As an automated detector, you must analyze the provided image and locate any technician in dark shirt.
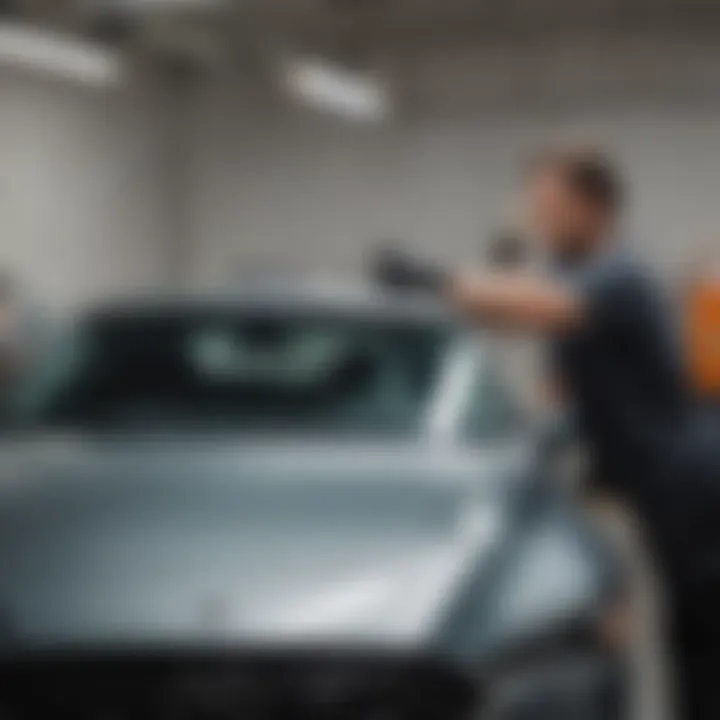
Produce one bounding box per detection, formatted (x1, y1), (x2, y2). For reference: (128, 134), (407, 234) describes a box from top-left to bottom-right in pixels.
(549, 248), (688, 512)
(376, 144), (720, 720)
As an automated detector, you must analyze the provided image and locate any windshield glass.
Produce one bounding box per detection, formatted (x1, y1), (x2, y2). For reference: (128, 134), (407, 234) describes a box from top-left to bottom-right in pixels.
(15, 309), (452, 435)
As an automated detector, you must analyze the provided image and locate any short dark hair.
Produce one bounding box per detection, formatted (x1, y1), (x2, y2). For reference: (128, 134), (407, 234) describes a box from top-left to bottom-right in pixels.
(528, 145), (624, 212)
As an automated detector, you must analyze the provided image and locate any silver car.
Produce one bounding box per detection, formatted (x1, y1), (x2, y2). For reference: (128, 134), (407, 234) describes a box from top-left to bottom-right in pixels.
(0, 286), (628, 718)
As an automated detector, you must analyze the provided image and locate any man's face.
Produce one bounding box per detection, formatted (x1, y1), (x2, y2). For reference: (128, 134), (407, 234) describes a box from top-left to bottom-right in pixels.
(524, 169), (605, 257)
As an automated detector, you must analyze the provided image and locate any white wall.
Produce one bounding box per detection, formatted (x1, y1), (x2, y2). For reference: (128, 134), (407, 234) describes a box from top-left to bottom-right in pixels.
(187, 29), (720, 286)
(0, 68), (169, 309)
(2, 30), (715, 303)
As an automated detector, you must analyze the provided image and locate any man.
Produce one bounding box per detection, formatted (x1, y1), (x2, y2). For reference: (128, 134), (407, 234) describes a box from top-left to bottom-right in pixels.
(376, 145), (720, 719)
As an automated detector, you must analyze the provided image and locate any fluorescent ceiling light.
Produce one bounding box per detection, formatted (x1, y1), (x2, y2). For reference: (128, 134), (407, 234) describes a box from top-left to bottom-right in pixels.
(0, 22), (122, 87)
(283, 57), (390, 123)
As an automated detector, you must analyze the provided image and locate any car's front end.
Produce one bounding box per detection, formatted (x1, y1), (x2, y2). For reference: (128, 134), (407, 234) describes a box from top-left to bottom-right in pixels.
(0, 291), (631, 719)
(0, 439), (630, 719)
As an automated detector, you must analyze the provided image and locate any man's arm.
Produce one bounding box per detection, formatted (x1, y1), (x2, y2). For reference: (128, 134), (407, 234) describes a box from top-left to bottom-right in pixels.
(374, 247), (584, 332)
(373, 247), (586, 332)
(448, 270), (584, 332)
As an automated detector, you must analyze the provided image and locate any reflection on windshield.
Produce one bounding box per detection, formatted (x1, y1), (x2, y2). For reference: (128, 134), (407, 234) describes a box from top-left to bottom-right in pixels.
(16, 311), (450, 435)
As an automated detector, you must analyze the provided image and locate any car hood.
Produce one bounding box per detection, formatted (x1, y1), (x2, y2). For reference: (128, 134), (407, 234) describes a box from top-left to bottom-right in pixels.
(0, 436), (527, 653)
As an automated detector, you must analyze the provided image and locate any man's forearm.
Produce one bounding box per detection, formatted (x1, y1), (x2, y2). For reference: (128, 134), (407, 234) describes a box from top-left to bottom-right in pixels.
(373, 248), (583, 332)
(447, 270), (583, 332)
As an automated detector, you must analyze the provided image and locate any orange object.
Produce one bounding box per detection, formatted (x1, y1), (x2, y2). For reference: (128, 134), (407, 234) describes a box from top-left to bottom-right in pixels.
(687, 277), (720, 396)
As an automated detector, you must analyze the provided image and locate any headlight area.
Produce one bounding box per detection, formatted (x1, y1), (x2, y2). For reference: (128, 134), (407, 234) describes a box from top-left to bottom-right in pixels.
(478, 609), (632, 720)
(483, 650), (628, 720)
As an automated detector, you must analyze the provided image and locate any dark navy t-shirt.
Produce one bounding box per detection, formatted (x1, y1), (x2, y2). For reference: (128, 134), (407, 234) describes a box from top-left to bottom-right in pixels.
(552, 247), (720, 586)
(551, 248), (688, 502)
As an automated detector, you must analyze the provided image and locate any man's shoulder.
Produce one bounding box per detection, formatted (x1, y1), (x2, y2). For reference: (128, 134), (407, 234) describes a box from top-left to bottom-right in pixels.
(573, 248), (666, 328)
(586, 248), (654, 294)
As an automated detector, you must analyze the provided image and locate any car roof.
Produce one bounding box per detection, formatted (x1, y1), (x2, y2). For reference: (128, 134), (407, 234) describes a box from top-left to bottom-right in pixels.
(90, 281), (458, 328)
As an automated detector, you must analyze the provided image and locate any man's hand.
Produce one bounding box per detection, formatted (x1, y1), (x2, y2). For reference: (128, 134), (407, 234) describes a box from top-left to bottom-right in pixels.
(371, 248), (448, 294)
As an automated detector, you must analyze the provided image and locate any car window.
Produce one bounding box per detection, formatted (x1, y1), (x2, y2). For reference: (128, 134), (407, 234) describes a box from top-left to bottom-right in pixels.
(462, 345), (522, 441)
(15, 310), (451, 436)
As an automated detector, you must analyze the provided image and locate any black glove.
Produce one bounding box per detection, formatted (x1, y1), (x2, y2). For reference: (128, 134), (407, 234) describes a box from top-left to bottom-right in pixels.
(371, 248), (449, 294)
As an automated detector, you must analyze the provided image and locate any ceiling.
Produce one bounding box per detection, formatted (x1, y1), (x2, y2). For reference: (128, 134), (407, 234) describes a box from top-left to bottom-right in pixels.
(9, 0), (720, 31)
(5, 0), (720, 65)
(226, 0), (720, 33)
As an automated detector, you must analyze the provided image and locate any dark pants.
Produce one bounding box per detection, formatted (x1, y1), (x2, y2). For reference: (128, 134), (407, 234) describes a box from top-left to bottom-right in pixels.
(669, 587), (720, 720)
(618, 421), (720, 720)
(654, 436), (720, 720)
(598, 412), (720, 719)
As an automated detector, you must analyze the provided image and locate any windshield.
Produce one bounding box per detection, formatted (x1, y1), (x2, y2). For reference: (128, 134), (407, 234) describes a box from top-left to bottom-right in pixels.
(15, 309), (452, 435)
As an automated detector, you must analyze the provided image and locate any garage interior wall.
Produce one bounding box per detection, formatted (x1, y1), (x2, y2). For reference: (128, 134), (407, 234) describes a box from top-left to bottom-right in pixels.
(186, 29), (720, 287)
(0, 68), (169, 309)
(4, 27), (720, 307)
